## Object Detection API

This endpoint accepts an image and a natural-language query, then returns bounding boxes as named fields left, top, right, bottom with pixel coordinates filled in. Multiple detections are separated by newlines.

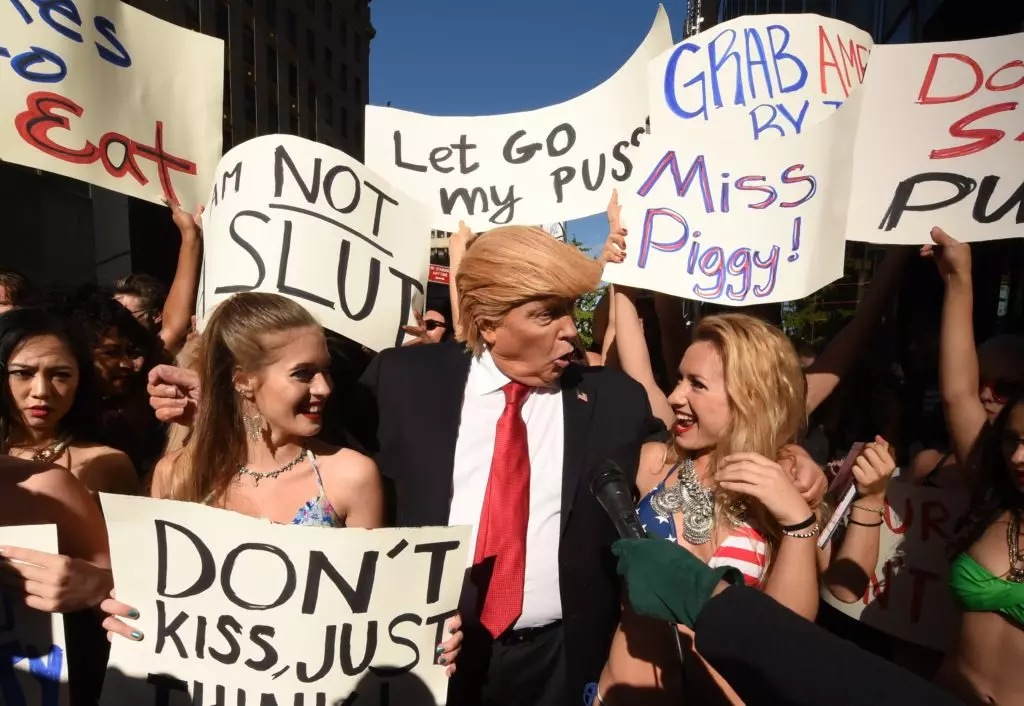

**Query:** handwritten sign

left=198, top=135, right=432, bottom=352
left=364, top=6, right=672, bottom=231
left=602, top=89, right=860, bottom=305
left=846, top=31, right=1024, bottom=244
left=821, top=481, right=966, bottom=651
left=0, top=0, right=222, bottom=209
left=0, top=525, right=69, bottom=706
left=649, top=13, right=873, bottom=141
left=100, top=494, right=471, bottom=706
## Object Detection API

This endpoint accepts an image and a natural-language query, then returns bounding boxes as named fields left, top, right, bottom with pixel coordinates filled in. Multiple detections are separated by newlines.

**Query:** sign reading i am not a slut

left=198, top=135, right=432, bottom=352
left=99, top=494, right=471, bottom=706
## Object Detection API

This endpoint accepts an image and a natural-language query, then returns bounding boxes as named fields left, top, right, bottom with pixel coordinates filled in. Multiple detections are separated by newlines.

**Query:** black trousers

left=448, top=622, right=569, bottom=706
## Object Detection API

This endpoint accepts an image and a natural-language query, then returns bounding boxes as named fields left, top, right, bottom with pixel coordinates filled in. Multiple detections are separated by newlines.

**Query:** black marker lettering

left=146, top=673, right=189, bottom=706
left=503, top=130, right=542, bottom=165
left=297, top=625, right=335, bottom=683
left=552, top=167, right=576, bottom=203
left=302, top=550, right=378, bottom=614
left=156, top=520, right=216, bottom=598
left=213, top=211, right=270, bottom=295
left=221, top=161, right=243, bottom=199
left=370, top=614, right=422, bottom=676
left=274, top=145, right=322, bottom=202
left=547, top=123, right=577, bottom=157
left=440, top=186, right=488, bottom=216
left=323, top=165, right=361, bottom=214
left=154, top=600, right=189, bottom=658
left=973, top=175, right=1024, bottom=224
left=611, top=139, right=632, bottom=181
left=582, top=154, right=607, bottom=192
left=277, top=220, right=334, bottom=308
left=388, top=267, right=426, bottom=349
left=245, top=626, right=279, bottom=672
left=222, top=543, right=297, bottom=611
left=425, top=608, right=459, bottom=651
left=393, top=130, right=428, bottom=172
left=453, top=134, right=480, bottom=174
left=879, top=172, right=976, bottom=230
left=363, top=180, right=400, bottom=237
left=489, top=186, right=521, bottom=225
left=337, top=241, right=380, bottom=321
left=340, top=621, right=378, bottom=676
left=414, top=541, right=461, bottom=604
left=429, top=146, right=454, bottom=174
left=209, top=615, right=243, bottom=665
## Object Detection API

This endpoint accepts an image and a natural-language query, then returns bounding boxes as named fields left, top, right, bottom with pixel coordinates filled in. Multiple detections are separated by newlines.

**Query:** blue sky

left=369, top=0, right=689, bottom=252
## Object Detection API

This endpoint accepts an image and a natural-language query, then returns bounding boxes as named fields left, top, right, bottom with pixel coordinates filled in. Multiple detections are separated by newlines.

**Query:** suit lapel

left=422, top=345, right=473, bottom=527
left=560, top=365, right=596, bottom=536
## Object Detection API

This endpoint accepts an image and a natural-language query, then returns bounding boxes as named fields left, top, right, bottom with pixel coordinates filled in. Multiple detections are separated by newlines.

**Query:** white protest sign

left=364, top=6, right=672, bottom=231
left=821, top=481, right=966, bottom=651
left=649, top=13, right=872, bottom=140
left=0, top=525, right=69, bottom=706
left=100, top=494, right=471, bottom=706
left=602, top=89, right=859, bottom=305
left=845, top=32, right=1024, bottom=244
left=199, top=135, right=431, bottom=352
left=0, top=0, right=223, bottom=210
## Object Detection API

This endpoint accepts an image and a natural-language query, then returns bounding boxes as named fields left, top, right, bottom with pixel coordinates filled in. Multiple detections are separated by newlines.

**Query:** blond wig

left=456, top=226, right=602, bottom=353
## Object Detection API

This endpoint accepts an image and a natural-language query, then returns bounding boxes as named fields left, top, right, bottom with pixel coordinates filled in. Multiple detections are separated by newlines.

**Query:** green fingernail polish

left=449, top=627, right=457, bottom=635
left=439, top=657, right=447, bottom=665
left=128, top=610, right=140, bottom=619
left=435, top=645, right=444, bottom=655
left=131, top=631, right=143, bottom=641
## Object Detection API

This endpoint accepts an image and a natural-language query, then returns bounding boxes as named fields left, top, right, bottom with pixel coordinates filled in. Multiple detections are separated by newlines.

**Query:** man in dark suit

left=358, top=226, right=665, bottom=706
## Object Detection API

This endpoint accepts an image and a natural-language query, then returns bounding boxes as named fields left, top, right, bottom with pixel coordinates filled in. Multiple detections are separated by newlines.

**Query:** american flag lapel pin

left=577, top=390, right=588, bottom=403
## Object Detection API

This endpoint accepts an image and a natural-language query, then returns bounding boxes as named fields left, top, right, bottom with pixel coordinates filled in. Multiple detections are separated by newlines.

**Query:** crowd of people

left=0, top=191, right=1021, bottom=706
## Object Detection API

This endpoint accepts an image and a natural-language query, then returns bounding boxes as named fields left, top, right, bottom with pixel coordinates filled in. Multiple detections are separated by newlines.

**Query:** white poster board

left=846, top=32, right=1024, bottom=244
left=0, top=524, right=70, bottom=706
left=199, top=135, right=431, bottom=352
left=100, top=494, right=471, bottom=706
left=364, top=6, right=673, bottom=231
left=0, top=0, right=223, bottom=210
left=821, top=481, right=966, bottom=651
left=648, top=14, right=873, bottom=140
left=602, top=88, right=860, bottom=305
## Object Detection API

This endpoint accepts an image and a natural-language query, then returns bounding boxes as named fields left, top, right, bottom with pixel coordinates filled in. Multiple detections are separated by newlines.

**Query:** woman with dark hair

left=0, top=307, right=138, bottom=495
left=939, top=393, right=1024, bottom=704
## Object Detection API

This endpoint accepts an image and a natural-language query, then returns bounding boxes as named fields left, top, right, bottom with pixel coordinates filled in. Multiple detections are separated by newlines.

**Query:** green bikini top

left=949, top=553, right=1024, bottom=626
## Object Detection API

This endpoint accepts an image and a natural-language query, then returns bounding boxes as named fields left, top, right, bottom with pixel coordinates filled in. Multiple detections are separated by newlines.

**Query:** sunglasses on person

left=981, top=379, right=1021, bottom=406
left=423, top=320, right=447, bottom=331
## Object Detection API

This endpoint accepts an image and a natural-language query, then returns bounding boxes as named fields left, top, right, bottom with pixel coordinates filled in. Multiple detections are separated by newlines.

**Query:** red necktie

left=474, top=381, right=532, bottom=638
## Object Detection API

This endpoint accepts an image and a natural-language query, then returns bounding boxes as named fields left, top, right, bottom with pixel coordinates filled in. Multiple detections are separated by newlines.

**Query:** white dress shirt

left=448, top=349, right=564, bottom=630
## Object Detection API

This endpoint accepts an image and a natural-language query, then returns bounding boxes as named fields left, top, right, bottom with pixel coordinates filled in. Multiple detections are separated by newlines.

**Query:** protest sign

left=845, top=32, right=1024, bottom=244
left=601, top=89, right=859, bottom=305
left=649, top=13, right=873, bottom=141
left=0, top=0, right=222, bottom=210
left=428, top=264, right=450, bottom=285
left=0, top=525, right=69, bottom=706
left=100, top=494, right=471, bottom=706
left=821, top=481, right=966, bottom=651
left=198, top=135, right=432, bottom=352
left=364, top=6, right=672, bottom=231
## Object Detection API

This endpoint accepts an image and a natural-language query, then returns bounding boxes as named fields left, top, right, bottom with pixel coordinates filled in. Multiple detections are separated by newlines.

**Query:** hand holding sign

left=920, top=226, right=972, bottom=284
left=0, top=545, right=113, bottom=613
left=601, top=190, right=628, bottom=266
left=851, top=437, right=896, bottom=501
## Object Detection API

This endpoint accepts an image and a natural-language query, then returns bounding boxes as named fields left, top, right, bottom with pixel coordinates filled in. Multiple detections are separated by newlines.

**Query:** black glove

left=612, top=538, right=744, bottom=628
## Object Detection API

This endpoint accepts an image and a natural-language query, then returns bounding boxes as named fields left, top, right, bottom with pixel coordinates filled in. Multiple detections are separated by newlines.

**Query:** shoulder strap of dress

left=308, top=449, right=325, bottom=493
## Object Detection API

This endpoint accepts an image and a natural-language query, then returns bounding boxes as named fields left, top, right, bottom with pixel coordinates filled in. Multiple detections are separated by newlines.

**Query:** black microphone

left=590, top=460, right=647, bottom=539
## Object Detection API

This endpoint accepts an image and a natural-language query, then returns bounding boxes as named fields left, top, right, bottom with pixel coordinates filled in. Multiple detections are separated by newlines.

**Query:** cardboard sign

left=846, top=32, right=1024, bottom=244
left=648, top=14, right=873, bottom=141
left=820, top=481, right=966, bottom=651
left=198, top=135, right=432, bottom=353
left=602, top=89, right=859, bottom=305
left=428, top=264, right=450, bottom=285
left=364, top=6, right=672, bottom=231
left=0, top=0, right=222, bottom=210
left=99, top=494, right=471, bottom=706
left=0, top=525, right=70, bottom=706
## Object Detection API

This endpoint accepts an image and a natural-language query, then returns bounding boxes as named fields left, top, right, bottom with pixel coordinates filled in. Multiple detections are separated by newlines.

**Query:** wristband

left=849, top=518, right=883, bottom=527
left=780, top=514, right=817, bottom=532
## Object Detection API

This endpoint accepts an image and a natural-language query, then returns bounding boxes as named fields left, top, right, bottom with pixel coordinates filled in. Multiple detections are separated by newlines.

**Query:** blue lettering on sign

left=8, top=46, right=68, bottom=83
left=0, top=641, right=65, bottom=706
left=9, top=0, right=85, bottom=43
left=94, top=16, right=131, bottom=67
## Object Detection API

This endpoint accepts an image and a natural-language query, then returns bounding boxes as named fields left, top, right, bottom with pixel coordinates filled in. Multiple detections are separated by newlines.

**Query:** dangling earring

left=242, top=403, right=263, bottom=443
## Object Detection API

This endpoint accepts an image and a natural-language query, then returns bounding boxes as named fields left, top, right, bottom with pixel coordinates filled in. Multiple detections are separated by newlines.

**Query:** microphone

left=590, top=460, right=647, bottom=540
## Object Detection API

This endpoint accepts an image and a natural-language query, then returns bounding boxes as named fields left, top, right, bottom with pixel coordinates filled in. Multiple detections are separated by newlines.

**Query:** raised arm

left=805, top=247, right=910, bottom=414
left=603, top=192, right=673, bottom=428
left=923, top=227, right=985, bottom=466
left=447, top=221, right=472, bottom=341
left=159, top=200, right=204, bottom=354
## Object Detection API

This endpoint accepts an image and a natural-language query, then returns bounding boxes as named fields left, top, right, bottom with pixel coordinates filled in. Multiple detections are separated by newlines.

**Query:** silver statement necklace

left=649, top=457, right=716, bottom=545
left=237, top=447, right=308, bottom=487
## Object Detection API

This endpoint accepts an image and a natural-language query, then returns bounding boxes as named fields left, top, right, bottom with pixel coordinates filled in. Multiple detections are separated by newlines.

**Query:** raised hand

left=164, top=197, right=204, bottom=237
left=718, top=452, right=813, bottom=527
left=920, top=226, right=970, bottom=283
left=401, top=309, right=433, bottom=346
left=852, top=436, right=896, bottom=501
left=601, top=190, right=627, bottom=265
left=781, top=444, right=828, bottom=509
left=148, top=364, right=202, bottom=424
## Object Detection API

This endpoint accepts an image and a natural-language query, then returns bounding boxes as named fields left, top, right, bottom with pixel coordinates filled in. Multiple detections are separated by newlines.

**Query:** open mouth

left=554, top=351, right=574, bottom=368
left=300, top=402, right=323, bottom=420
left=674, top=412, right=696, bottom=436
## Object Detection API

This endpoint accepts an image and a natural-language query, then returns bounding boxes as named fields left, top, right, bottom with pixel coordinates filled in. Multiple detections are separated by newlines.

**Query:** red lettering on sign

left=930, top=102, right=1019, bottom=160
left=884, top=497, right=913, bottom=535
left=917, top=53, right=984, bottom=104
left=14, top=91, right=198, bottom=205
left=920, top=500, right=953, bottom=542
left=986, top=60, right=1024, bottom=92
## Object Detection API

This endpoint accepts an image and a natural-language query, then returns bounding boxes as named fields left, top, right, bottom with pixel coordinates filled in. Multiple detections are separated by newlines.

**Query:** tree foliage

left=569, top=236, right=607, bottom=350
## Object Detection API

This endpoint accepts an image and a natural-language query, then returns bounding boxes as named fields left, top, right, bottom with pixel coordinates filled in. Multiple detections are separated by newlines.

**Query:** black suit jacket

left=357, top=341, right=665, bottom=702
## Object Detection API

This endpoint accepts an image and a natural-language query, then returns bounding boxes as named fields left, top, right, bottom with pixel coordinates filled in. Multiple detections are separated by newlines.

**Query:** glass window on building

left=289, top=110, right=299, bottom=136
left=307, top=29, right=315, bottom=63
left=266, top=0, right=276, bottom=26
left=268, top=98, right=279, bottom=133
left=185, top=0, right=199, bottom=31
left=215, top=0, right=229, bottom=42
left=323, top=0, right=332, bottom=25
left=223, top=126, right=233, bottom=151
left=341, top=106, right=349, bottom=138
left=306, top=0, right=314, bottom=12
left=244, top=83, right=256, bottom=124
left=325, top=47, right=332, bottom=77
left=340, top=62, right=348, bottom=92
left=340, top=17, right=348, bottom=46
left=355, top=76, right=362, bottom=102
left=288, top=63, right=298, bottom=110
left=243, top=24, right=255, bottom=68
left=354, top=116, right=362, bottom=145
left=354, top=32, right=362, bottom=58
left=324, top=93, right=333, bottom=126
left=287, top=9, right=297, bottom=45
left=267, top=43, right=278, bottom=84
left=307, top=80, right=317, bottom=113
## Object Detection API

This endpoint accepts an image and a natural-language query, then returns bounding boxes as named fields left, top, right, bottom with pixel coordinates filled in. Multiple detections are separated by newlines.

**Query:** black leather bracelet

left=780, top=514, right=817, bottom=532
left=849, top=518, right=884, bottom=527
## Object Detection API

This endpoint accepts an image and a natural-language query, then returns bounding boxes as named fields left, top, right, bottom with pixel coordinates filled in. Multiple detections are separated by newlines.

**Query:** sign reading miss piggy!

left=100, top=494, right=470, bottom=706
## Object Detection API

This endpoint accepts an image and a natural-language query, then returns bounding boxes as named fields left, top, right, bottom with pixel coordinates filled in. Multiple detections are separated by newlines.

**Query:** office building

left=0, top=0, right=374, bottom=289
